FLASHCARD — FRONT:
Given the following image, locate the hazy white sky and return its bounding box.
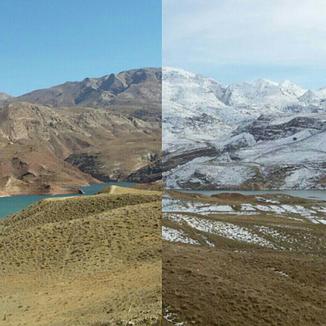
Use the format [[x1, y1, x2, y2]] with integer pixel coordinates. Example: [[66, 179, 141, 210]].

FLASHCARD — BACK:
[[163, 0, 326, 88]]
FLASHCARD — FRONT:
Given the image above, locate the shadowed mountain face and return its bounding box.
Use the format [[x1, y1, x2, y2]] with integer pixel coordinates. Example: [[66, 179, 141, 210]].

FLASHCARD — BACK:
[[17, 67, 162, 121], [0, 68, 162, 195]]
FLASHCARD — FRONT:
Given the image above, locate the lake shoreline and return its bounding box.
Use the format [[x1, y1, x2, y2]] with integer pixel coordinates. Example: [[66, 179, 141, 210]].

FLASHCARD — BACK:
[[0, 179, 136, 197], [0, 182, 94, 197], [0, 182, 135, 219]]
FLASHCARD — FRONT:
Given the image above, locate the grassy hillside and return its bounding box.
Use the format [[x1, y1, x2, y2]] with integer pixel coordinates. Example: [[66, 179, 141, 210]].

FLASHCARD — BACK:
[[0, 187, 162, 325]]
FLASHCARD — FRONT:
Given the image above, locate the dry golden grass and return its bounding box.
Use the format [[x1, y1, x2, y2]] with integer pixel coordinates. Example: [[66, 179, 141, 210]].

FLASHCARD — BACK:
[[0, 187, 162, 325]]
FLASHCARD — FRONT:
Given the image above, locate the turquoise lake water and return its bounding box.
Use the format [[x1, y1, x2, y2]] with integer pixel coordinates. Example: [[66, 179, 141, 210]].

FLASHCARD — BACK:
[[2, 185, 325, 220], [0, 182, 133, 219]]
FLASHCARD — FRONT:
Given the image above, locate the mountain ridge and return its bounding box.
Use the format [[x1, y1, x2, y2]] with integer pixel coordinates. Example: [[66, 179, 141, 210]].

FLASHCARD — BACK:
[[163, 67, 326, 190], [164, 67, 326, 108], [15, 67, 162, 121], [0, 67, 162, 195]]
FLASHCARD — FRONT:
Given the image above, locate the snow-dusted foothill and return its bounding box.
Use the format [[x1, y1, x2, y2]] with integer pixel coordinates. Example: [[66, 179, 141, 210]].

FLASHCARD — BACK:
[[163, 67, 326, 190]]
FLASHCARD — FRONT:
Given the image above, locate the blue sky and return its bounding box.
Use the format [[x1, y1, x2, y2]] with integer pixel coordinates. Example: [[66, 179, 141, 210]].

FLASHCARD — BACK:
[[163, 0, 326, 89], [0, 0, 161, 95]]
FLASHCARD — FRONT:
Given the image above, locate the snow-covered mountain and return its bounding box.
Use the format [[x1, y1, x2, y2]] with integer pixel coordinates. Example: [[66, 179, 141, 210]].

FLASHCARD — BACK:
[[163, 67, 326, 190], [163, 67, 227, 153], [222, 79, 306, 107]]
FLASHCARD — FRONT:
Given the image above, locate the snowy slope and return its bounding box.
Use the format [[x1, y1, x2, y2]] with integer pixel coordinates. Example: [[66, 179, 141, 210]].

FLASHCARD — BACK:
[[163, 67, 326, 190], [222, 79, 306, 108], [163, 67, 228, 153]]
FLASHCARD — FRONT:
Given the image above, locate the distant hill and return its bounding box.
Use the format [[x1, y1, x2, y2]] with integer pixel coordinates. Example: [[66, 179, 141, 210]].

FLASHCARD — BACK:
[[0, 101, 160, 195], [0, 68, 162, 195], [17, 67, 162, 121]]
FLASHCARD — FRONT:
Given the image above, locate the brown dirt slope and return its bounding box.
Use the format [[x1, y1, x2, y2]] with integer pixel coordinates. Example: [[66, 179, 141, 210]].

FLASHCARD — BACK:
[[163, 244, 326, 326], [163, 192, 326, 326], [0, 102, 161, 195]]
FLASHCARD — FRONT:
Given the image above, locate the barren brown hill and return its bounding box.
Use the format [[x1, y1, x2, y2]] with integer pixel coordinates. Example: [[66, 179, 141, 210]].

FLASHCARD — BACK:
[[0, 187, 162, 325], [163, 192, 326, 325], [0, 100, 161, 195], [17, 68, 161, 121]]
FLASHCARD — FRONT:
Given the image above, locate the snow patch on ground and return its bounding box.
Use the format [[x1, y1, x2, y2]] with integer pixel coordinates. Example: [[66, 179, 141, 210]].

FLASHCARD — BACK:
[[163, 194, 326, 224], [163, 306, 185, 326], [241, 203, 256, 211], [254, 226, 291, 247], [163, 197, 234, 215], [162, 226, 199, 245], [256, 197, 280, 204], [167, 213, 275, 248]]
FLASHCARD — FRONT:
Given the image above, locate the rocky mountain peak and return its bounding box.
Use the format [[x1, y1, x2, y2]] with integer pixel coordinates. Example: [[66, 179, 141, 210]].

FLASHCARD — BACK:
[[15, 67, 161, 121], [279, 80, 306, 97], [163, 67, 326, 191]]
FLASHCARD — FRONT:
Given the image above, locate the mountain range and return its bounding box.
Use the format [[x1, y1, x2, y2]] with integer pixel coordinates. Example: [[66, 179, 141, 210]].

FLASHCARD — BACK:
[[0, 68, 161, 195], [17, 67, 161, 121], [163, 67, 326, 190]]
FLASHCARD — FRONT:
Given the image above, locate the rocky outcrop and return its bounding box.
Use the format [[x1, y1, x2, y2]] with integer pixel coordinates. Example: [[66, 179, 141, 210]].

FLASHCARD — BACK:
[[236, 116, 326, 141], [163, 68, 326, 190], [127, 154, 162, 183], [0, 100, 161, 195], [64, 153, 110, 181]]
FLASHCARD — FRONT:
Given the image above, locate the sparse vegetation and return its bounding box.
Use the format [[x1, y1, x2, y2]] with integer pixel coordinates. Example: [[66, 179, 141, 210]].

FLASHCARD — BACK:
[[0, 187, 162, 326], [163, 191, 326, 325]]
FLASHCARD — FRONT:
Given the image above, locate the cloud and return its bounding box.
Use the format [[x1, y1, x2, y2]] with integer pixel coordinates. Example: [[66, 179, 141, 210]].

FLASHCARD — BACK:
[[163, 0, 326, 70]]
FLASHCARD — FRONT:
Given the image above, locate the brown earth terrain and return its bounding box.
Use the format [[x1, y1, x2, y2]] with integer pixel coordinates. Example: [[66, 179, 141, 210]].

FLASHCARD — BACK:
[[0, 186, 162, 325], [0, 101, 161, 196], [17, 68, 162, 122], [162, 191, 326, 325]]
